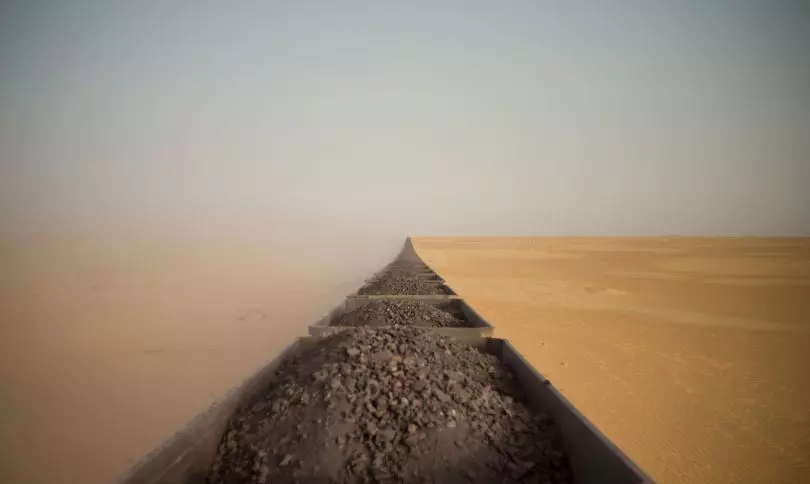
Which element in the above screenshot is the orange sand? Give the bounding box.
[413,237,810,484]
[0,226,399,484]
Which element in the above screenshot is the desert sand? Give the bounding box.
[413,237,810,484]
[0,224,400,484]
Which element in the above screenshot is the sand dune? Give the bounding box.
[413,237,810,484]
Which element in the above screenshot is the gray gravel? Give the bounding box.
[208,326,571,484]
[358,273,450,296]
[331,300,467,328]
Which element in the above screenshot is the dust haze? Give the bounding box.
[2,1,810,237]
[1,1,809,483]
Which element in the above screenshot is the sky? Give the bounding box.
[2,0,809,235]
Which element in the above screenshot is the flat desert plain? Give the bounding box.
[413,237,810,484]
[0,225,400,484]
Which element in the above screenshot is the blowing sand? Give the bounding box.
[0,224,400,484]
[413,237,810,484]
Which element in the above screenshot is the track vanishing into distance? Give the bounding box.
[119,239,652,484]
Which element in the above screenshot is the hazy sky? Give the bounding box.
[2,1,809,235]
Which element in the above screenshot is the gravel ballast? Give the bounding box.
[208,327,571,483]
[331,300,467,328]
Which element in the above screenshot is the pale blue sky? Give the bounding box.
[2,1,809,234]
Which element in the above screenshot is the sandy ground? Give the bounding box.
[413,237,810,484]
[0,224,400,484]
